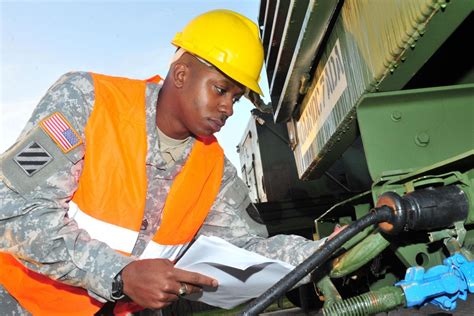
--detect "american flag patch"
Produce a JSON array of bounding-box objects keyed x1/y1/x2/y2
[{"x1": 40, "y1": 112, "x2": 82, "y2": 153}]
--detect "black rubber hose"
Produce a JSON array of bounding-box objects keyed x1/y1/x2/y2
[{"x1": 238, "y1": 206, "x2": 394, "y2": 316}]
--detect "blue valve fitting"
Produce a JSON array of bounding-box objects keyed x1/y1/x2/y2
[{"x1": 396, "y1": 253, "x2": 474, "y2": 311}]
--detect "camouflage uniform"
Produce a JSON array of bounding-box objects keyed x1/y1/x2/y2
[{"x1": 0, "y1": 72, "x2": 324, "y2": 314}]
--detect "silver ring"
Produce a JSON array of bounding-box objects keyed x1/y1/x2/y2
[{"x1": 178, "y1": 283, "x2": 188, "y2": 297}]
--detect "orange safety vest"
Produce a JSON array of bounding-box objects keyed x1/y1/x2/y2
[{"x1": 0, "y1": 73, "x2": 224, "y2": 315}]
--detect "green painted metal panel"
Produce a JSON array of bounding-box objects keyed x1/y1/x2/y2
[
  {"x1": 394, "y1": 242, "x2": 444, "y2": 268},
  {"x1": 290, "y1": 0, "x2": 472, "y2": 179},
  {"x1": 357, "y1": 84, "x2": 474, "y2": 181}
]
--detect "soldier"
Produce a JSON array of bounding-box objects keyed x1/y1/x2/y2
[{"x1": 0, "y1": 9, "x2": 325, "y2": 315}]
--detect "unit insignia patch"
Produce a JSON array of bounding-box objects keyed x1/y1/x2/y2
[{"x1": 14, "y1": 141, "x2": 53, "y2": 176}]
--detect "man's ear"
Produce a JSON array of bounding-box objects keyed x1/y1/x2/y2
[{"x1": 172, "y1": 62, "x2": 187, "y2": 89}]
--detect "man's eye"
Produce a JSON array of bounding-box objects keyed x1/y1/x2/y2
[{"x1": 214, "y1": 86, "x2": 226, "y2": 95}]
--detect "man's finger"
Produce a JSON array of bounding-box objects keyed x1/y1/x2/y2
[{"x1": 175, "y1": 269, "x2": 218, "y2": 288}]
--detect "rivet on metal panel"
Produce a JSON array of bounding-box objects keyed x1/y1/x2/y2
[
  {"x1": 388, "y1": 61, "x2": 398, "y2": 73},
  {"x1": 415, "y1": 132, "x2": 430, "y2": 147},
  {"x1": 417, "y1": 25, "x2": 426, "y2": 36},
  {"x1": 391, "y1": 111, "x2": 402, "y2": 122},
  {"x1": 412, "y1": 31, "x2": 421, "y2": 41},
  {"x1": 439, "y1": 0, "x2": 448, "y2": 11}
]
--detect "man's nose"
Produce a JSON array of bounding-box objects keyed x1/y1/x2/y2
[{"x1": 218, "y1": 97, "x2": 234, "y2": 117}]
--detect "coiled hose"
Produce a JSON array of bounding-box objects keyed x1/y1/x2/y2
[
  {"x1": 238, "y1": 206, "x2": 394, "y2": 316},
  {"x1": 322, "y1": 286, "x2": 405, "y2": 316}
]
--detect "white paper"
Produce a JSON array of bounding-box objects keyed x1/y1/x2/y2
[{"x1": 175, "y1": 235, "x2": 294, "y2": 309}]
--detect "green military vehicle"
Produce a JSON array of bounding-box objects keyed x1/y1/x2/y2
[{"x1": 238, "y1": 0, "x2": 474, "y2": 314}]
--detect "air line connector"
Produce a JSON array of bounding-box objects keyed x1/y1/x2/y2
[
  {"x1": 376, "y1": 185, "x2": 469, "y2": 235},
  {"x1": 396, "y1": 253, "x2": 474, "y2": 310}
]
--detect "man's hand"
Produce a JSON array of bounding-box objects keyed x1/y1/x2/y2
[{"x1": 121, "y1": 258, "x2": 218, "y2": 309}]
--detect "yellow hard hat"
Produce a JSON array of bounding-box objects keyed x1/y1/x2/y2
[{"x1": 172, "y1": 9, "x2": 264, "y2": 96}]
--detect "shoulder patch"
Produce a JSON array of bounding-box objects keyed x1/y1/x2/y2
[
  {"x1": 40, "y1": 112, "x2": 82, "y2": 153},
  {"x1": 14, "y1": 141, "x2": 53, "y2": 176}
]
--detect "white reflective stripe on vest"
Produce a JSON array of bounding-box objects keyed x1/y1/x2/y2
[
  {"x1": 140, "y1": 241, "x2": 188, "y2": 261},
  {"x1": 69, "y1": 203, "x2": 186, "y2": 260}
]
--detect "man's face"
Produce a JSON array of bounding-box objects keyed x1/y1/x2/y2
[{"x1": 177, "y1": 54, "x2": 245, "y2": 138}]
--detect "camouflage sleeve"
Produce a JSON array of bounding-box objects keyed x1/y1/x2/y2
[
  {"x1": 0, "y1": 72, "x2": 133, "y2": 302},
  {"x1": 199, "y1": 157, "x2": 325, "y2": 282}
]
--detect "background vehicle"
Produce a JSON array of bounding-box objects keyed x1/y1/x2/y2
[{"x1": 239, "y1": 0, "x2": 474, "y2": 314}]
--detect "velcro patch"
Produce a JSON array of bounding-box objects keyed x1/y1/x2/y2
[
  {"x1": 40, "y1": 112, "x2": 82, "y2": 153},
  {"x1": 14, "y1": 141, "x2": 53, "y2": 176}
]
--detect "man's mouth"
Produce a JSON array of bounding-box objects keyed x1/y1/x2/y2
[{"x1": 208, "y1": 118, "x2": 224, "y2": 132}]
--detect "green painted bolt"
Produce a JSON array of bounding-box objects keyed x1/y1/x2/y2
[{"x1": 415, "y1": 132, "x2": 430, "y2": 146}]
